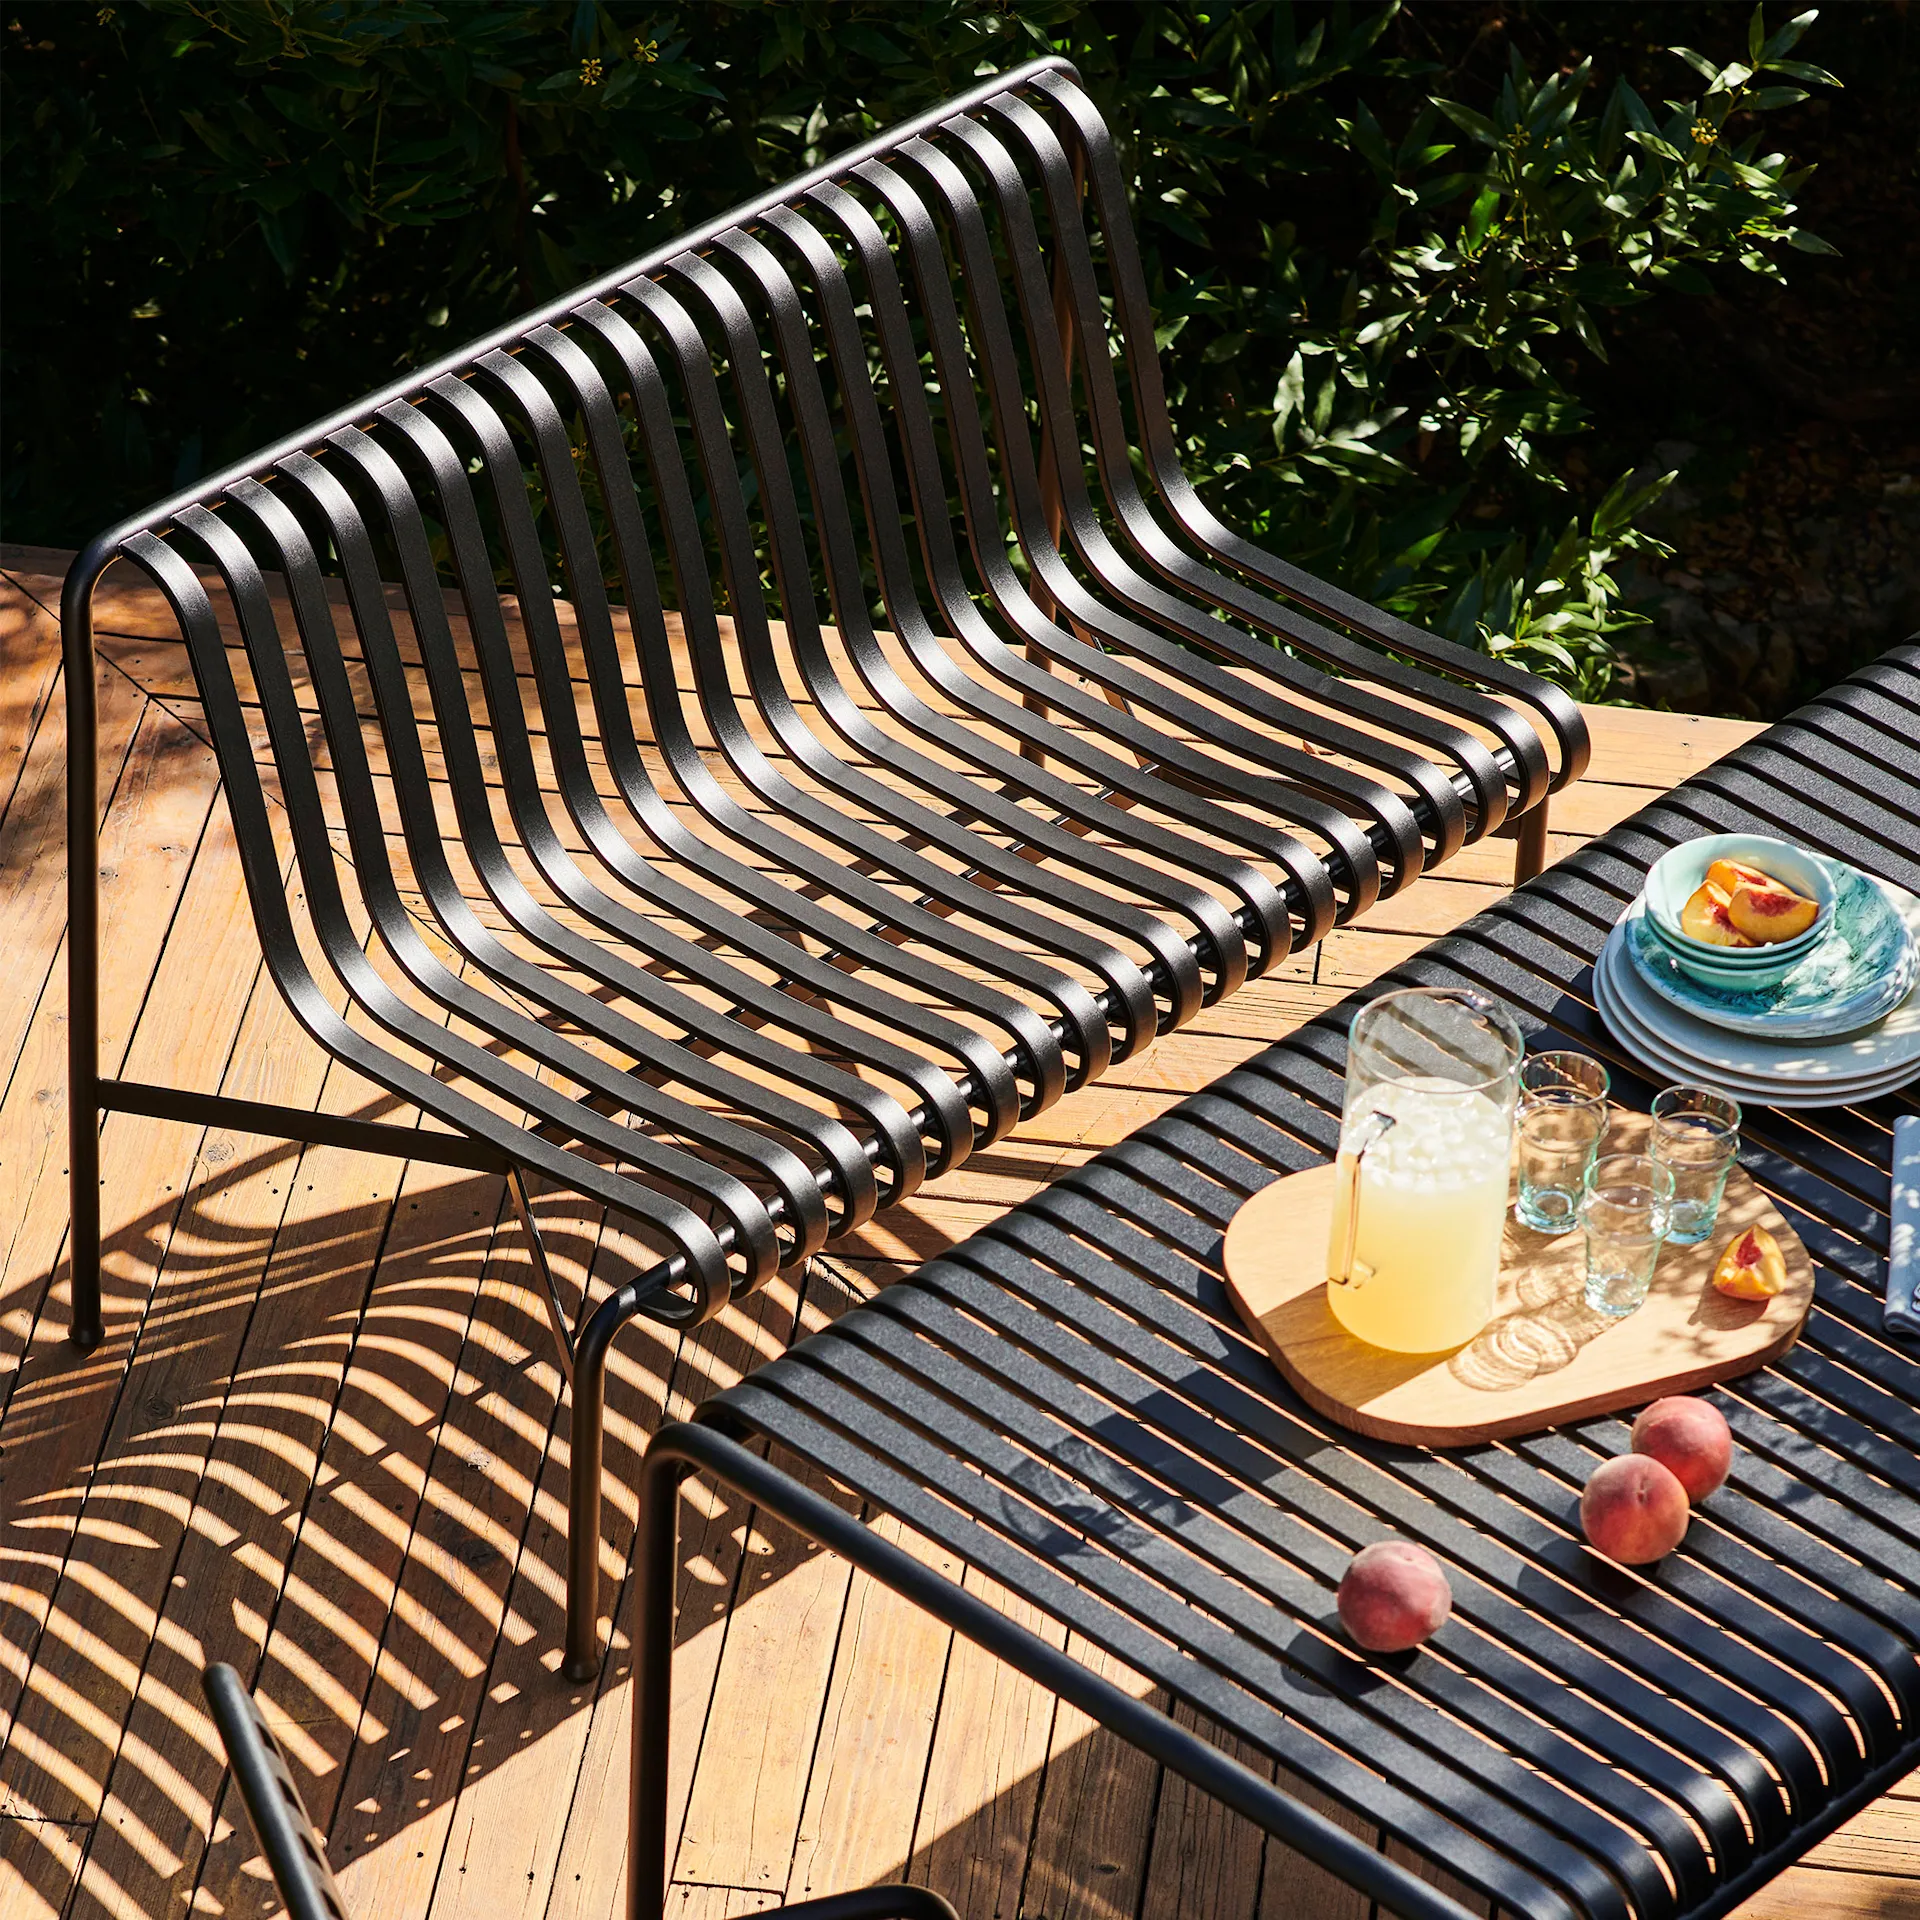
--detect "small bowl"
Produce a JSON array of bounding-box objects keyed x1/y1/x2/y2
[
  {"x1": 1641, "y1": 833, "x2": 1836, "y2": 987},
  {"x1": 1631, "y1": 917, "x2": 1813, "y2": 993},
  {"x1": 1643, "y1": 909, "x2": 1818, "y2": 968}
]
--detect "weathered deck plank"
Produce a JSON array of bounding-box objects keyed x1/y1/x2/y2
[{"x1": 2, "y1": 554, "x2": 1910, "y2": 1920}]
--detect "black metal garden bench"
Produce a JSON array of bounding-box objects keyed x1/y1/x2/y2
[
  {"x1": 64, "y1": 58, "x2": 1583, "y2": 1684},
  {"x1": 634, "y1": 649, "x2": 1920, "y2": 1920}
]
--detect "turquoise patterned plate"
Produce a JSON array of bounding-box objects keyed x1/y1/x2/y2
[{"x1": 1624, "y1": 863, "x2": 1918, "y2": 1039}]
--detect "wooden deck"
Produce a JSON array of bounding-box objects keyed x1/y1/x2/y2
[{"x1": 0, "y1": 546, "x2": 1912, "y2": 1920}]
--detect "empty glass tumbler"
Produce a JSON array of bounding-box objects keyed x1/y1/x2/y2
[
  {"x1": 1515, "y1": 1052, "x2": 1611, "y2": 1234},
  {"x1": 1580, "y1": 1152, "x2": 1675, "y2": 1317},
  {"x1": 1650, "y1": 1087, "x2": 1742, "y2": 1245}
]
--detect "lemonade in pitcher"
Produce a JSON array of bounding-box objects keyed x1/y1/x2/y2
[{"x1": 1326, "y1": 989, "x2": 1522, "y2": 1354}]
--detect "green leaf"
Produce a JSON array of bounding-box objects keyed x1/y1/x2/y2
[
  {"x1": 1649, "y1": 259, "x2": 1715, "y2": 295},
  {"x1": 1411, "y1": 171, "x2": 1477, "y2": 209},
  {"x1": 1566, "y1": 300, "x2": 1607, "y2": 360},
  {"x1": 1463, "y1": 185, "x2": 1501, "y2": 253},
  {"x1": 1761, "y1": 11, "x2": 1821, "y2": 61},
  {"x1": 1625, "y1": 128, "x2": 1685, "y2": 165},
  {"x1": 179, "y1": 108, "x2": 241, "y2": 164},
  {"x1": 1341, "y1": 101, "x2": 1393, "y2": 177},
  {"x1": 257, "y1": 211, "x2": 296, "y2": 280},
  {"x1": 838, "y1": 23, "x2": 909, "y2": 65},
  {"x1": 1272, "y1": 351, "x2": 1307, "y2": 433},
  {"x1": 1762, "y1": 56, "x2": 1841, "y2": 86},
  {"x1": 1202, "y1": 330, "x2": 1251, "y2": 363},
  {"x1": 1615, "y1": 84, "x2": 1661, "y2": 138},
  {"x1": 1786, "y1": 227, "x2": 1840, "y2": 253},
  {"x1": 1431, "y1": 96, "x2": 1499, "y2": 145},
  {"x1": 1668, "y1": 45, "x2": 1721, "y2": 82}
]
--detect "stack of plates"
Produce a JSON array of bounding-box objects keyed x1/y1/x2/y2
[{"x1": 1596, "y1": 858, "x2": 1920, "y2": 1108}]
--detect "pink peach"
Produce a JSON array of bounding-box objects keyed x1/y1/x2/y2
[
  {"x1": 1336, "y1": 1541, "x2": 1452, "y2": 1652},
  {"x1": 1581, "y1": 1454, "x2": 1690, "y2": 1565},
  {"x1": 1631, "y1": 1396, "x2": 1733, "y2": 1502}
]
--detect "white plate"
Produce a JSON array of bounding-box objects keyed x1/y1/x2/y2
[
  {"x1": 1594, "y1": 938, "x2": 1920, "y2": 1106},
  {"x1": 1600, "y1": 920, "x2": 1920, "y2": 1084},
  {"x1": 1595, "y1": 934, "x2": 1920, "y2": 1097},
  {"x1": 1600, "y1": 991, "x2": 1901, "y2": 1104},
  {"x1": 1592, "y1": 961, "x2": 1920, "y2": 1107}
]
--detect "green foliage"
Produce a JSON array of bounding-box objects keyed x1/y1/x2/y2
[
  {"x1": 1132, "y1": 4, "x2": 1837, "y2": 692},
  {"x1": 1, "y1": 0, "x2": 1839, "y2": 698}
]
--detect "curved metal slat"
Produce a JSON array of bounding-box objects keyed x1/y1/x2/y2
[
  {"x1": 843, "y1": 151, "x2": 1413, "y2": 911},
  {"x1": 564, "y1": 295, "x2": 1092, "y2": 1108},
  {"x1": 121, "y1": 528, "x2": 735, "y2": 1320},
  {"x1": 798, "y1": 171, "x2": 1358, "y2": 937},
  {"x1": 735, "y1": 203, "x2": 1299, "y2": 983},
  {"x1": 669, "y1": 238, "x2": 1253, "y2": 1008}
]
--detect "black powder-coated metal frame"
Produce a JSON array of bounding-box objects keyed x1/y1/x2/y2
[
  {"x1": 650, "y1": 646, "x2": 1920, "y2": 1920},
  {"x1": 202, "y1": 1663, "x2": 352, "y2": 1920},
  {"x1": 201, "y1": 1661, "x2": 957, "y2": 1920},
  {"x1": 65, "y1": 60, "x2": 1583, "y2": 1686}
]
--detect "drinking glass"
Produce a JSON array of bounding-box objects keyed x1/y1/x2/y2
[
  {"x1": 1515, "y1": 1052, "x2": 1610, "y2": 1234},
  {"x1": 1650, "y1": 1087, "x2": 1742, "y2": 1245},
  {"x1": 1580, "y1": 1153, "x2": 1675, "y2": 1317},
  {"x1": 1327, "y1": 986, "x2": 1523, "y2": 1353}
]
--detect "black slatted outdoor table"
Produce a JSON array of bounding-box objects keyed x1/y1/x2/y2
[{"x1": 634, "y1": 650, "x2": 1920, "y2": 1920}]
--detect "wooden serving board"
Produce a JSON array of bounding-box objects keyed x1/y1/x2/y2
[{"x1": 1223, "y1": 1112, "x2": 1814, "y2": 1445}]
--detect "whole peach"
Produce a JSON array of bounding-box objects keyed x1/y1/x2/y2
[
  {"x1": 1336, "y1": 1541, "x2": 1452, "y2": 1652},
  {"x1": 1631, "y1": 1396, "x2": 1733, "y2": 1502},
  {"x1": 1580, "y1": 1454, "x2": 1690, "y2": 1564}
]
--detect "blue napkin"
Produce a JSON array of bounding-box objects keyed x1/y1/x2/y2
[{"x1": 1890, "y1": 1115, "x2": 1920, "y2": 1339}]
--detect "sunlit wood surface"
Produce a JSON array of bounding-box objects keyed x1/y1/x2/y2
[{"x1": 1, "y1": 546, "x2": 1911, "y2": 1920}]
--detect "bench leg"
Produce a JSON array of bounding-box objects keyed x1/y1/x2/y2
[
  {"x1": 628, "y1": 1442, "x2": 689, "y2": 1918},
  {"x1": 565, "y1": 1281, "x2": 650, "y2": 1681},
  {"x1": 627, "y1": 1440, "x2": 956, "y2": 1920},
  {"x1": 67, "y1": 932, "x2": 101, "y2": 1354},
  {"x1": 1512, "y1": 794, "x2": 1551, "y2": 885},
  {"x1": 68, "y1": 1094, "x2": 102, "y2": 1355},
  {"x1": 65, "y1": 569, "x2": 104, "y2": 1357}
]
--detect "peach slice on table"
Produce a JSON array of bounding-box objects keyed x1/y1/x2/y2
[
  {"x1": 1705, "y1": 856, "x2": 1776, "y2": 899},
  {"x1": 1726, "y1": 879, "x2": 1819, "y2": 945},
  {"x1": 1679, "y1": 881, "x2": 1757, "y2": 948},
  {"x1": 1712, "y1": 1224, "x2": 1788, "y2": 1300}
]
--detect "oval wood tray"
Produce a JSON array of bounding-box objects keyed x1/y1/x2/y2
[{"x1": 1223, "y1": 1112, "x2": 1814, "y2": 1446}]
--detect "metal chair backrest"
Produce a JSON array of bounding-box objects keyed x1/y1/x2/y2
[
  {"x1": 200, "y1": 1663, "x2": 351, "y2": 1920},
  {"x1": 201, "y1": 1662, "x2": 958, "y2": 1920}
]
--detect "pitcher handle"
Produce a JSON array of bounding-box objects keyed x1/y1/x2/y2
[{"x1": 1332, "y1": 1108, "x2": 1397, "y2": 1290}]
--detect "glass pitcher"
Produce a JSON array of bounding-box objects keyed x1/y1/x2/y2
[{"x1": 1325, "y1": 987, "x2": 1523, "y2": 1353}]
